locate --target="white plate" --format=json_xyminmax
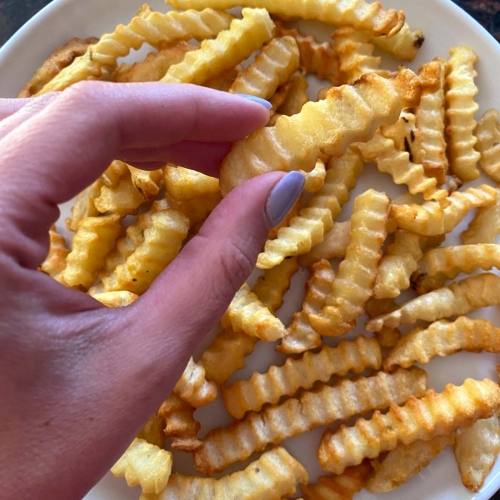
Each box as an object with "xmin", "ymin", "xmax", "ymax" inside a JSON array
[{"xmin": 1, "ymin": 0, "xmax": 500, "ymax": 499}]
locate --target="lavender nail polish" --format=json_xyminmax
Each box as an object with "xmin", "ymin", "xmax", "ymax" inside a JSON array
[
  {"xmin": 238, "ymin": 94, "xmax": 273, "ymax": 109},
  {"xmin": 265, "ymin": 171, "xmax": 306, "ymax": 229}
]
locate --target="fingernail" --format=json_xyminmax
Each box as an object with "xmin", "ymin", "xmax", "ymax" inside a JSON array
[
  {"xmin": 238, "ymin": 94, "xmax": 273, "ymax": 109},
  {"xmin": 265, "ymin": 171, "xmax": 305, "ymax": 229}
]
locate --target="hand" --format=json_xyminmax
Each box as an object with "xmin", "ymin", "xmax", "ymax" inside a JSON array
[{"xmin": 0, "ymin": 82, "xmax": 304, "ymax": 500}]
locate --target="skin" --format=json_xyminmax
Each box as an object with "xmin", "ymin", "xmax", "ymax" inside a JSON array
[{"xmin": 0, "ymin": 82, "xmax": 285, "ymax": 500}]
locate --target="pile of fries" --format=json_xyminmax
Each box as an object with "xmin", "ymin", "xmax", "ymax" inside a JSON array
[{"xmin": 31, "ymin": 0, "xmax": 500, "ymax": 497}]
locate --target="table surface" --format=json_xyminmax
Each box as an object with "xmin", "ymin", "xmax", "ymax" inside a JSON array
[{"xmin": 1, "ymin": 0, "xmax": 500, "ymax": 499}]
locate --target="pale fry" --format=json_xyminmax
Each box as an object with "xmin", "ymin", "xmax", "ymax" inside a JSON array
[
  {"xmin": 222, "ymin": 336, "xmax": 382, "ymax": 419},
  {"xmin": 40, "ymin": 226, "xmax": 69, "ymax": 279},
  {"xmin": 111, "ymin": 438, "xmax": 173, "ymax": 495},
  {"xmin": 194, "ymin": 368, "xmax": 427, "ymax": 475},
  {"xmin": 367, "ymin": 274, "xmax": 500, "ymax": 332},
  {"xmin": 140, "ymin": 447, "xmax": 308, "ymax": 500},
  {"xmin": 317, "ymin": 378, "xmax": 500, "ymax": 474},
  {"xmin": 454, "ymin": 411, "xmax": 500, "ymax": 492},
  {"xmin": 161, "ymin": 9, "xmax": 274, "ymax": 85},
  {"xmin": 445, "ymin": 46, "xmax": 480, "ymax": 181},
  {"xmin": 164, "ymin": 164, "xmax": 220, "ymax": 198},
  {"xmin": 384, "ymin": 316, "xmax": 500, "ymax": 371},
  {"xmin": 475, "ymin": 108, "xmax": 500, "ymax": 182},
  {"xmin": 372, "ymin": 23, "xmax": 424, "ymax": 61},
  {"xmin": 461, "ymin": 200, "xmax": 500, "ymax": 244},
  {"xmin": 309, "ymin": 189, "xmax": 389, "ymax": 336},
  {"xmin": 302, "ymin": 159, "xmax": 326, "ymax": 193},
  {"xmin": 366, "ymin": 435, "xmax": 454, "ymax": 492},
  {"xmin": 229, "ymin": 36, "xmax": 299, "ymax": 100},
  {"xmin": 173, "ymin": 357, "xmax": 217, "ymax": 408},
  {"xmin": 92, "ymin": 291, "xmax": 138, "ymax": 307},
  {"xmin": 166, "ymin": 0, "xmax": 406, "ymax": 37},
  {"xmin": 389, "ymin": 184, "xmax": 497, "ymax": 235},
  {"xmin": 413, "ymin": 244, "xmax": 500, "ymax": 293}
]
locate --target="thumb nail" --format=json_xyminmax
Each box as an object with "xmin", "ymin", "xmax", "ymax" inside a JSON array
[
  {"xmin": 237, "ymin": 94, "xmax": 273, "ymax": 109},
  {"xmin": 265, "ymin": 171, "xmax": 305, "ymax": 229}
]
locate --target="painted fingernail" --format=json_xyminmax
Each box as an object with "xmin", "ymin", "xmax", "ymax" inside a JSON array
[
  {"xmin": 265, "ymin": 171, "xmax": 305, "ymax": 229},
  {"xmin": 238, "ymin": 94, "xmax": 273, "ymax": 109}
]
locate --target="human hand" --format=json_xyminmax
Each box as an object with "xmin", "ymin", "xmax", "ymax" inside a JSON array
[{"xmin": 0, "ymin": 82, "xmax": 304, "ymax": 500}]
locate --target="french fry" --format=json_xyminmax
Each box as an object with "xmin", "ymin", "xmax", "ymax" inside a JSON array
[
  {"xmin": 445, "ymin": 46, "xmax": 480, "ymax": 181},
  {"xmin": 40, "ymin": 226, "xmax": 69, "ymax": 280},
  {"xmin": 367, "ymin": 273, "xmax": 500, "ymax": 332},
  {"xmin": 229, "ymin": 36, "xmax": 299, "ymax": 100},
  {"xmin": 194, "ymin": 368, "xmax": 427, "ymax": 475},
  {"xmin": 36, "ymin": 8, "xmax": 234, "ymax": 93},
  {"xmin": 389, "ymin": 184, "xmax": 497, "ymax": 235},
  {"xmin": 384, "ymin": 316, "xmax": 500, "ymax": 371},
  {"xmin": 137, "ymin": 414, "xmax": 166, "ymax": 448},
  {"xmin": 204, "ymin": 65, "xmax": 240, "ymax": 91},
  {"xmin": 128, "ymin": 167, "xmax": 163, "ymax": 200},
  {"xmin": 221, "ymin": 335, "xmax": 382, "ymax": 419},
  {"xmin": 140, "ymin": 447, "xmax": 308, "ymax": 500},
  {"xmin": 366, "ymin": 435, "xmax": 454, "ymax": 492},
  {"xmin": 278, "ymin": 259, "xmax": 334, "ymax": 354},
  {"xmin": 111, "ymin": 438, "xmax": 173, "ymax": 495},
  {"xmin": 302, "ymin": 159, "xmax": 326, "ymax": 193},
  {"xmin": 256, "ymin": 148, "xmax": 363, "ymax": 269},
  {"xmin": 413, "ymin": 244, "xmax": 500, "ymax": 293},
  {"xmin": 301, "ymin": 462, "xmax": 372, "ymax": 500},
  {"xmin": 166, "ymin": 0, "xmax": 406, "ymax": 37},
  {"xmin": 365, "ymin": 298, "xmax": 402, "ymax": 349},
  {"xmin": 161, "ymin": 9, "xmax": 274, "ymax": 85},
  {"xmin": 220, "ymin": 70, "xmax": 422, "ymax": 195},
  {"xmin": 317, "ymin": 378, "xmax": 500, "ymax": 474},
  {"xmin": 60, "ymin": 214, "xmax": 122, "ymax": 289},
  {"xmin": 173, "ymin": 357, "xmax": 217, "ymax": 408},
  {"xmin": 475, "ymin": 108, "xmax": 500, "ymax": 182},
  {"xmin": 309, "ymin": 189, "xmax": 389, "ymax": 336},
  {"xmin": 454, "ymin": 411, "xmax": 500, "ymax": 492},
  {"xmin": 275, "ymin": 70, "xmax": 309, "ymax": 117},
  {"xmin": 461, "ymin": 199, "xmax": 500, "ymax": 244},
  {"xmin": 92, "ymin": 291, "xmax": 139, "ymax": 307},
  {"xmin": 65, "ymin": 180, "xmax": 104, "ymax": 232},
  {"xmin": 372, "ymin": 23, "xmax": 424, "ymax": 61}
]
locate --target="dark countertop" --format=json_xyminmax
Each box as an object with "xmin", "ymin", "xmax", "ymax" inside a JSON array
[{"xmin": 1, "ymin": 0, "xmax": 500, "ymax": 499}]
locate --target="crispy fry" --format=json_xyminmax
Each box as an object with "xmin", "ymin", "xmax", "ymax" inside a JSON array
[
  {"xmin": 372, "ymin": 23, "xmax": 424, "ymax": 61},
  {"xmin": 318, "ymin": 378, "xmax": 500, "ymax": 474},
  {"xmin": 366, "ymin": 435, "xmax": 454, "ymax": 492},
  {"xmin": 365, "ymin": 298, "xmax": 401, "ymax": 348},
  {"xmin": 389, "ymin": 184, "xmax": 497, "ymax": 235},
  {"xmin": 161, "ymin": 9, "xmax": 274, "ymax": 85},
  {"xmin": 367, "ymin": 273, "xmax": 500, "ymax": 332},
  {"xmin": 222, "ymin": 335, "xmax": 382, "ymax": 419},
  {"xmin": 454, "ymin": 411, "xmax": 500, "ymax": 492},
  {"xmin": 275, "ymin": 70, "xmax": 309, "ymax": 117},
  {"xmin": 37, "ymin": 8, "xmax": 234, "ymax": 93},
  {"xmin": 220, "ymin": 70, "xmax": 421, "ymax": 195},
  {"xmin": 137, "ymin": 414, "xmax": 166, "ymax": 448},
  {"xmin": 40, "ymin": 226, "xmax": 69, "ymax": 279},
  {"xmin": 445, "ymin": 46, "xmax": 480, "ymax": 181},
  {"xmin": 128, "ymin": 167, "xmax": 163, "ymax": 200},
  {"xmin": 461, "ymin": 200, "xmax": 500, "ymax": 244},
  {"xmin": 384, "ymin": 316, "xmax": 500, "ymax": 371},
  {"xmin": 167, "ymin": 0, "xmax": 406, "ymax": 37},
  {"xmin": 229, "ymin": 36, "xmax": 299, "ymax": 99},
  {"xmin": 476, "ymin": 108, "xmax": 500, "ymax": 182},
  {"xmin": 309, "ymin": 189, "xmax": 389, "ymax": 336},
  {"xmin": 194, "ymin": 368, "xmax": 427, "ymax": 475},
  {"xmin": 173, "ymin": 357, "xmax": 217, "ymax": 408},
  {"xmin": 92, "ymin": 291, "xmax": 139, "ymax": 307},
  {"xmin": 140, "ymin": 447, "xmax": 308, "ymax": 500},
  {"xmin": 111, "ymin": 438, "xmax": 173, "ymax": 495},
  {"xmin": 66, "ymin": 180, "xmax": 104, "ymax": 232},
  {"xmin": 278, "ymin": 259, "xmax": 334, "ymax": 354}
]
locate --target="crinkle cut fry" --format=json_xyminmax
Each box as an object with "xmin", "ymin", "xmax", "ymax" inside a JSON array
[
  {"xmin": 92, "ymin": 291, "xmax": 139, "ymax": 308},
  {"xmin": 461, "ymin": 199, "xmax": 500, "ymax": 244},
  {"xmin": 220, "ymin": 70, "xmax": 421, "ymax": 196},
  {"xmin": 384, "ymin": 316, "xmax": 500, "ymax": 371},
  {"xmin": 173, "ymin": 357, "xmax": 217, "ymax": 408},
  {"xmin": 37, "ymin": 8, "xmax": 234, "ymax": 93},
  {"xmin": 194, "ymin": 368, "xmax": 427, "ymax": 475},
  {"xmin": 161, "ymin": 9, "xmax": 274, "ymax": 85},
  {"xmin": 476, "ymin": 108, "xmax": 500, "ymax": 182},
  {"xmin": 318, "ymin": 378, "xmax": 500, "ymax": 475},
  {"xmin": 141, "ymin": 447, "xmax": 307, "ymax": 500},
  {"xmin": 372, "ymin": 23, "xmax": 424, "ymax": 61},
  {"xmin": 222, "ymin": 335, "xmax": 382, "ymax": 419},
  {"xmin": 309, "ymin": 189, "xmax": 389, "ymax": 336},
  {"xmin": 40, "ymin": 226, "xmax": 69, "ymax": 280},
  {"xmin": 167, "ymin": 0, "xmax": 406, "ymax": 37}
]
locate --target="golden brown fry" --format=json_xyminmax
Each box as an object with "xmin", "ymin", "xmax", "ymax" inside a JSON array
[
  {"xmin": 92, "ymin": 291, "xmax": 138, "ymax": 307},
  {"xmin": 220, "ymin": 70, "xmax": 421, "ymax": 195},
  {"xmin": 66, "ymin": 180, "xmax": 104, "ymax": 232},
  {"xmin": 194, "ymin": 368, "xmax": 427, "ymax": 475},
  {"xmin": 167, "ymin": 0, "xmax": 406, "ymax": 37},
  {"xmin": 309, "ymin": 189, "xmax": 389, "ymax": 336},
  {"xmin": 301, "ymin": 462, "xmax": 371, "ymax": 500},
  {"xmin": 367, "ymin": 274, "xmax": 500, "ymax": 332},
  {"xmin": 318, "ymin": 378, "xmax": 500, "ymax": 474},
  {"xmin": 204, "ymin": 65, "xmax": 240, "ymax": 91},
  {"xmin": 365, "ymin": 298, "xmax": 402, "ymax": 348},
  {"xmin": 111, "ymin": 438, "xmax": 173, "ymax": 495},
  {"xmin": 141, "ymin": 447, "xmax": 308, "ymax": 500},
  {"xmin": 413, "ymin": 244, "xmax": 500, "ymax": 293},
  {"xmin": 40, "ymin": 226, "xmax": 69, "ymax": 279},
  {"xmin": 275, "ymin": 70, "xmax": 309, "ymax": 117},
  {"xmin": 476, "ymin": 108, "xmax": 500, "ymax": 182},
  {"xmin": 173, "ymin": 357, "xmax": 217, "ymax": 408},
  {"xmin": 128, "ymin": 167, "xmax": 163, "ymax": 200},
  {"xmin": 372, "ymin": 23, "xmax": 424, "ymax": 61},
  {"xmin": 461, "ymin": 200, "xmax": 500, "ymax": 244},
  {"xmin": 366, "ymin": 435, "xmax": 454, "ymax": 492},
  {"xmin": 278, "ymin": 259, "xmax": 334, "ymax": 354},
  {"xmin": 222, "ymin": 335, "xmax": 382, "ymax": 419},
  {"xmin": 137, "ymin": 414, "xmax": 166, "ymax": 448},
  {"xmin": 454, "ymin": 411, "xmax": 500, "ymax": 492},
  {"xmin": 445, "ymin": 46, "xmax": 480, "ymax": 181},
  {"xmin": 302, "ymin": 159, "xmax": 326, "ymax": 193},
  {"xmin": 229, "ymin": 36, "xmax": 299, "ymax": 100},
  {"xmin": 389, "ymin": 184, "xmax": 497, "ymax": 235},
  {"xmin": 161, "ymin": 9, "xmax": 274, "ymax": 85},
  {"xmin": 384, "ymin": 316, "xmax": 500, "ymax": 371}
]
